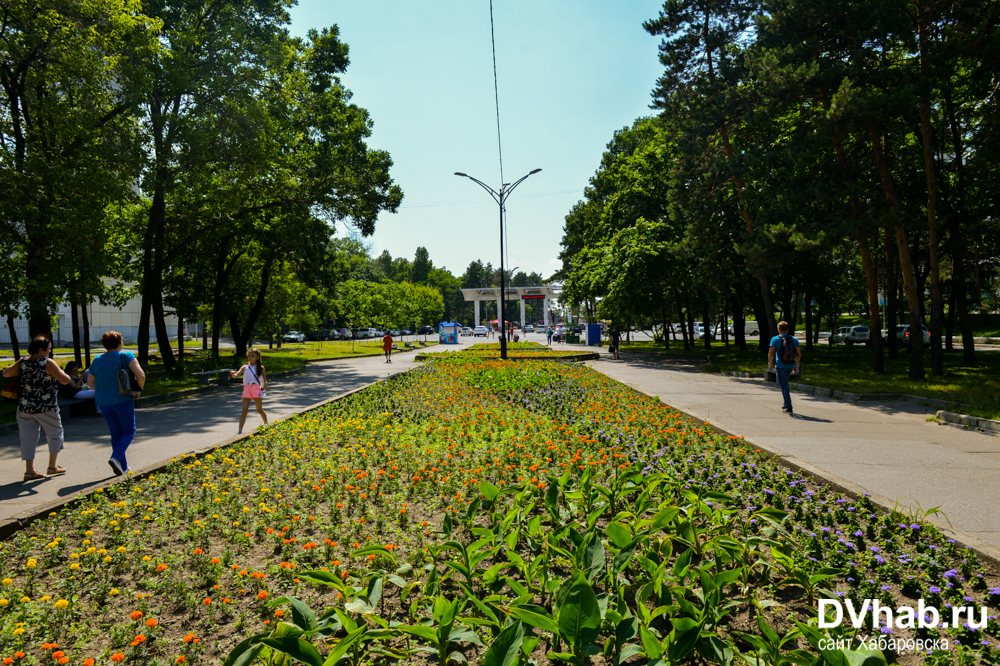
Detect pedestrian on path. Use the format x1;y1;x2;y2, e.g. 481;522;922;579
87;330;145;475
546;327;553;345
2;336;73;481
609;327;621;360
382;332;393;363
768;320;801;414
231;348;268;435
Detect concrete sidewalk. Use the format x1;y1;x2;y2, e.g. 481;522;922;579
589;353;1000;552
0;354;414;522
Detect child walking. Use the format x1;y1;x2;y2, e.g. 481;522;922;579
231;348;268;434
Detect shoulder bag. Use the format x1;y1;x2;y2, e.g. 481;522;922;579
248;365;266;398
117;353;142;397
1;360;21;400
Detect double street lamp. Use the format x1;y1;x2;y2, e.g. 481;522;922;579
454;169;541;360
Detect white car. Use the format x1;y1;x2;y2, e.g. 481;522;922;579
831;326;871;345
524;325;534;333
282;330;305;343
473;326;488;337
460;327;473;336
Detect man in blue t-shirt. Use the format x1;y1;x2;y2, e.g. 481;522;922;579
768;320;801;414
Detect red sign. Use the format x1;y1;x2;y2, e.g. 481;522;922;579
521;294;545;300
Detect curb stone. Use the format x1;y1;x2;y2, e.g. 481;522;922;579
935;410;1000;434
0;377;384;541
725;371;967;411
621;385;1000;569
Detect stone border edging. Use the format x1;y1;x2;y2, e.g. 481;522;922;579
935;410;1000;434
725;371;966;412
0;378;383;541
601;368;1000;569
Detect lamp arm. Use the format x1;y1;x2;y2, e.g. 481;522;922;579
462;175;502;205
500;171;539;202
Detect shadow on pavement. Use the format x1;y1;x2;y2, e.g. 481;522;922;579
0;478;46;502
616;352;709;373
788;413;833;423
58;479;108;496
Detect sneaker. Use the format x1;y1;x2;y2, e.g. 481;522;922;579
781;405;790;412
108;457;124;476
238;430;243;435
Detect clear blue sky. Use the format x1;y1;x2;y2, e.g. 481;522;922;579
288;1;665;280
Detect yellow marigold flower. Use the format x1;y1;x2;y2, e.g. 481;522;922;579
69;563;80;571
116;547;127;553
85;530;94;536
0;599;8;606
13;627;24;635
109;588;120;595
53;599;69;610
142;556;151;562
1;578;12;585
25;559;37;569
103;556;113;563
19;596;30;603
109;520;118;527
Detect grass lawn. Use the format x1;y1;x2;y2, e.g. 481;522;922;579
0;358;996;664
618;340;1000;419
771;313;1000;339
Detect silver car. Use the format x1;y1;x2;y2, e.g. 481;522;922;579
830;326;870;345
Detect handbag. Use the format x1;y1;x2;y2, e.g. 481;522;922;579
1;360;21;400
117;353;141;397
248;365;266;398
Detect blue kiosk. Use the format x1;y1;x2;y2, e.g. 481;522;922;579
439;322;461;345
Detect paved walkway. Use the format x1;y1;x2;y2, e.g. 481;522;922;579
0;353;415;521
589;352;1000;554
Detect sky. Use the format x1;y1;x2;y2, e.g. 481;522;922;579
287;0;666;280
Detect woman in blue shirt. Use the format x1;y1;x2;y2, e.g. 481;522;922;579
87;330;146;475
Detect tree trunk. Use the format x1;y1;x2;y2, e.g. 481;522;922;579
673;285;689;351
6;315;20;360
70;291;82;367
177;312;185;366
152;284;175;371
82;296;91;369
859;234;884;372
945;288;956;351
944;85;976;363
869;123;924;378
686;300;696;351
659;299;670;351
732;284;746;351
885;224;898;359
137;177;165;367
917;0;943;376
702;300;711;349
202;320;208;351
813;298;821;345
804;291;813;351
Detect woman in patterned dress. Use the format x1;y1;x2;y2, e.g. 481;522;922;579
1;336;73;481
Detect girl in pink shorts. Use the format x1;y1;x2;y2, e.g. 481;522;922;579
230;348;268;434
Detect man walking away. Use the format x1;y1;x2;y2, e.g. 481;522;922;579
609;327;621;360
546;327;553;346
768;320;801;414
382;331;393;363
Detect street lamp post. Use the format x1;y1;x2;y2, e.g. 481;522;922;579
455;169;541;360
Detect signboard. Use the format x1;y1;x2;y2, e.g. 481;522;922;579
521;294;545;300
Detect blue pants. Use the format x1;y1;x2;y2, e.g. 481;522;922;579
776;367;793;409
101;400;136;470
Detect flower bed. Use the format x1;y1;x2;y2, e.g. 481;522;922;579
0;359;997;665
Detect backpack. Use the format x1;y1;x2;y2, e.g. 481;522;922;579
779;334;797;365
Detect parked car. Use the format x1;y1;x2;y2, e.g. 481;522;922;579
417;325;435;335
524;325;535;333
473;326;488;337
882;324;930;347
388;329;401;337
282;330;306;343
830;325;871;345
402;328;413;336
306;329;331;341
333;328;350;340
460;327;473;336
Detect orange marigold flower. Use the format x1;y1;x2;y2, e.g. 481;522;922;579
52;651;65;659
182;633;197;644
4;659;13;665
133;635;146;644
193;549;203;555
155;564;168;573
210;558;221;565
146;618;158;628
202;597;211;605
16;654;28;660
111;655;125;663
81;660;93;666
176;658;187;664
130;610;143;621
257;591;268;600
275;610;285;617
58;658;69;665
